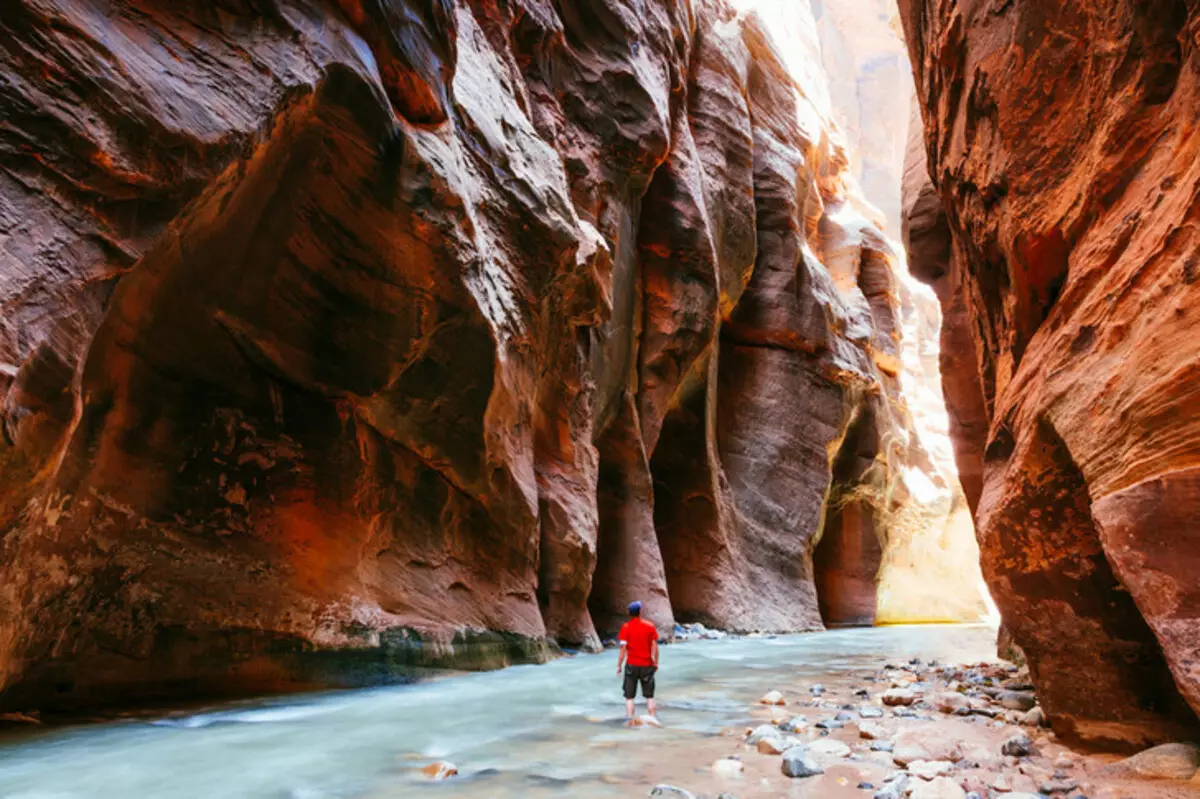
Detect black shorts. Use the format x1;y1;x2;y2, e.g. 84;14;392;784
623;665;656;699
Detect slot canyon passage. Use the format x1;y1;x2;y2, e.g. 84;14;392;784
1;0;1200;795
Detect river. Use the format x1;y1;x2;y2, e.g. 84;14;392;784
0;625;998;798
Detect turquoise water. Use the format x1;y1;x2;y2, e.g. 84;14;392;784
0;625;997;798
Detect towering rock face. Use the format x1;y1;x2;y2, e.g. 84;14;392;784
0;0;972;712
901;0;1200;750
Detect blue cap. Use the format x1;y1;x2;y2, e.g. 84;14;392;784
628;601;643;614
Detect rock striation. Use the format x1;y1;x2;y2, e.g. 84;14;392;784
900;0;1200;749
1;0;974;712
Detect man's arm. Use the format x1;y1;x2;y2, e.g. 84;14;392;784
617;641;627;674
651;638;659;668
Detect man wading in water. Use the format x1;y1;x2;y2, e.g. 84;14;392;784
616;600;658;719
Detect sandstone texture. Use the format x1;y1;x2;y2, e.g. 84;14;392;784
901;0;1200;749
1;0;971;712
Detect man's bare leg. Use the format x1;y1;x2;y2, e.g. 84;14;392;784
626;699;635;718
647;698;657;717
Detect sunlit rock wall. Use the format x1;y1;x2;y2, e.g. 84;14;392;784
2;0;977;712
901;0;1200;750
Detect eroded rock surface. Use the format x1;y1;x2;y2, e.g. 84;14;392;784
1;0;971;711
900;0;1200;749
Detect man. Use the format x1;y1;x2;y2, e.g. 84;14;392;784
616;600;658;719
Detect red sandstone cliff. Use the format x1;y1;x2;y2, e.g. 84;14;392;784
901;0;1200;750
1;0;970;712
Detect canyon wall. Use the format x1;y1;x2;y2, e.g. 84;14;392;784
901;0;1200;750
1;0;973;712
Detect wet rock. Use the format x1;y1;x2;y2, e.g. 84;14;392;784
1106;742;1200;780
759;691;786;706
421;762;457;780
629;715;662;728
781;746;825;779
1001;734;1034;757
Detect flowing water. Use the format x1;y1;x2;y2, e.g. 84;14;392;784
0;625;997;799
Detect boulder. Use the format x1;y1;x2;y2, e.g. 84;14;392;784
893;729;963;766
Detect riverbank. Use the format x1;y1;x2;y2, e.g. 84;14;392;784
642;655;1200;799
0;625;1196;798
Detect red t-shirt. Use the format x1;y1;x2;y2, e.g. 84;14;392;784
618;618;658;667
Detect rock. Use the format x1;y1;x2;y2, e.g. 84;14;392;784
871;741;895;753
808;739;853;758
874;777;909;799
935;693;970;714
781;746;825;779
712;758;745;777
882;689;918;707
893;729;963;766
816;719;844;730
811;684;826;696
1053;753;1074;770
859;721;889;740
900;0;1200;749
1001;734;1034;757
778;717;809;733
1040;778;1079;793
421;762;457;780
908;760;955;780
995;691;1037;712
745;724;779;744
756;736;789;755
650;786;697;799
759;691;786;706
908;777;967;799
1107;742;1200;780
860;706;886;718
1021;707;1045;728
1010;774;1039;793
629;715;662;728
991;773;1012;792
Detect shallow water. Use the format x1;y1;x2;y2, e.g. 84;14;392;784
0;625;997;799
